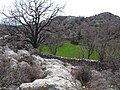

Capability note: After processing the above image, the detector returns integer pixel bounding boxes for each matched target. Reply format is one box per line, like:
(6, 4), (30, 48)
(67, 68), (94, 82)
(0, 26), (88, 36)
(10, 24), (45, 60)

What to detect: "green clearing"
(40, 42), (98, 60)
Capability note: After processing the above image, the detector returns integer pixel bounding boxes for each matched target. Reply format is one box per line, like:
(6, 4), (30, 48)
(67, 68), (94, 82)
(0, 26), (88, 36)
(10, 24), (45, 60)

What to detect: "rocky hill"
(0, 12), (120, 90)
(0, 12), (120, 48)
(0, 46), (120, 90)
(44, 12), (120, 49)
(0, 46), (81, 90)
(50, 12), (120, 37)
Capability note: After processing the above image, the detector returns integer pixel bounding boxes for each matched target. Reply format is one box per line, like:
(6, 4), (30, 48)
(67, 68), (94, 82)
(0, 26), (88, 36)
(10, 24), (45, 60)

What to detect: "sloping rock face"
(0, 46), (82, 90)
(0, 46), (46, 90)
(0, 46), (120, 90)
(20, 58), (82, 90)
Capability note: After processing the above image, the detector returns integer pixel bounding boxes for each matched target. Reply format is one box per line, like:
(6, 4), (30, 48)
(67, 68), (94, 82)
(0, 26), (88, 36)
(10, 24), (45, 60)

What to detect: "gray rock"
(0, 46), (81, 90)
(20, 57), (82, 90)
(17, 50), (30, 57)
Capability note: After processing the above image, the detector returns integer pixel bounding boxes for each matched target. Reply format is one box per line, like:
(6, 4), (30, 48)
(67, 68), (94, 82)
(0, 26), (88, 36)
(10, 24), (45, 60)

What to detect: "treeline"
(47, 12), (120, 62)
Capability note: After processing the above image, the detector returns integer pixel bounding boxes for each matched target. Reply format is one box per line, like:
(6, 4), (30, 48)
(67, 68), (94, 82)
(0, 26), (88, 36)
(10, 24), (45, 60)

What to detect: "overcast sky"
(0, 0), (120, 17)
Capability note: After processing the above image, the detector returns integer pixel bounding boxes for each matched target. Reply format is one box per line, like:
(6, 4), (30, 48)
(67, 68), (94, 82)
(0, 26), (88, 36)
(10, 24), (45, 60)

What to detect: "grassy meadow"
(40, 42), (98, 60)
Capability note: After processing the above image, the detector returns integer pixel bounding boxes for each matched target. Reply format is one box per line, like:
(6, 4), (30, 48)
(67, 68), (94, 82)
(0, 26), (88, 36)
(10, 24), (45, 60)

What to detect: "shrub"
(71, 66), (92, 86)
(0, 54), (47, 88)
(70, 39), (79, 45)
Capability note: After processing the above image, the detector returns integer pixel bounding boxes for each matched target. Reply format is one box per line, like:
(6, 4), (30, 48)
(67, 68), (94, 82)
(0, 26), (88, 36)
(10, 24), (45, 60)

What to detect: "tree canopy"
(3, 0), (63, 48)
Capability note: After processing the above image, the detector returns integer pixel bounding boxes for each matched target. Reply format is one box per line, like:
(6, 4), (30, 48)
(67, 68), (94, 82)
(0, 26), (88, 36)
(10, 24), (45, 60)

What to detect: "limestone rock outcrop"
(0, 46), (82, 90)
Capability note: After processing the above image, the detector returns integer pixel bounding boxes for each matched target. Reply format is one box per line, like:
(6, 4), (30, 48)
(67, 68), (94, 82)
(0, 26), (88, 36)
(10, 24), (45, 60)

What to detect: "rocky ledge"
(0, 46), (120, 90)
(0, 46), (81, 90)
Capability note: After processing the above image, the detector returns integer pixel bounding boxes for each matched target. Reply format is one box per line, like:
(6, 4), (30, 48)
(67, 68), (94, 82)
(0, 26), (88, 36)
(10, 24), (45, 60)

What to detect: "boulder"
(20, 80), (48, 90)
(3, 46), (19, 59)
(17, 50), (30, 57)
(9, 58), (18, 70)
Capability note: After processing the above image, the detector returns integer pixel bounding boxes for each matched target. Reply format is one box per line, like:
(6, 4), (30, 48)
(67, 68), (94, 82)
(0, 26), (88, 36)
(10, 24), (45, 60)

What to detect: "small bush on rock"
(71, 66), (92, 86)
(0, 50), (47, 88)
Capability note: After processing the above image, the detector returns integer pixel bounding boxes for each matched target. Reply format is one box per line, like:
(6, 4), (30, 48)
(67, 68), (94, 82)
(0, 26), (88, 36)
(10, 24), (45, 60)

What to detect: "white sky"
(57, 0), (120, 17)
(0, 0), (120, 17)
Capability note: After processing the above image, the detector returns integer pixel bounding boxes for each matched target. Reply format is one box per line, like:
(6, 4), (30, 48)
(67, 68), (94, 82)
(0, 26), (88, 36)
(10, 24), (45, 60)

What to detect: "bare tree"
(76, 14), (120, 60)
(46, 34), (64, 55)
(3, 0), (63, 48)
(95, 22), (120, 62)
(76, 21), (96, 59)
(45, 17), (65, 55)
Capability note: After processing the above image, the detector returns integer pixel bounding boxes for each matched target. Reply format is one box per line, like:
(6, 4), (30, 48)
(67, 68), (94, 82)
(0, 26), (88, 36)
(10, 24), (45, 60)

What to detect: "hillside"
(49, 12), (120, 39)
(0, 12), (120, 59)
(0, 46), (120, 90)
(0, 12), (120, 90)
(1, 12), (120, 40)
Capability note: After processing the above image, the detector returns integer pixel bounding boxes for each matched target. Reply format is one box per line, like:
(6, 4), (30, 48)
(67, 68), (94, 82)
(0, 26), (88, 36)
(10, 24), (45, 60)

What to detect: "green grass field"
(40, 42), (98, 60)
